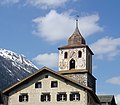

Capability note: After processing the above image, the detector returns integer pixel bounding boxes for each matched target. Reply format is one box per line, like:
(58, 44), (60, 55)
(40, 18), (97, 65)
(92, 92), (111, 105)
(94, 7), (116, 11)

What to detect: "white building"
(2, 20), (100, 105)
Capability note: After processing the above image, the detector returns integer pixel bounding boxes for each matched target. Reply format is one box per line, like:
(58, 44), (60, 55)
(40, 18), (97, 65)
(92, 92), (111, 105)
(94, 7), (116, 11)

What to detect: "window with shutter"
(19, 93), (28, 102)
(70, 92), (80, 101)
(41, 93), (51, 102)
(57, 93), (67, 101)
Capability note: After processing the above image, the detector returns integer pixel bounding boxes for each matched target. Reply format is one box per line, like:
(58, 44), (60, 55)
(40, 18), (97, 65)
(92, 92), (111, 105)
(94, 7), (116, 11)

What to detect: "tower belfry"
(58, 20), (96, 91)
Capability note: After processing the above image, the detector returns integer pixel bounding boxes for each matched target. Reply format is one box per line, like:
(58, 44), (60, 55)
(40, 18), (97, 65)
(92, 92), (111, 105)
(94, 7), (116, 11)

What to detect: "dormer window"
(64, 52), (68, 59)
(78, 51), (82, 58)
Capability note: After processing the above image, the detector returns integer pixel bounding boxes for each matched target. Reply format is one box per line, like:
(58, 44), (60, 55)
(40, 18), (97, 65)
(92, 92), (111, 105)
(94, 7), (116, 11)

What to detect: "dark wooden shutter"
(35, 83), (38, 88)
(48, 94), (51, 101)
(26, 95), (28, 101)
(65, 94), (67, 101)
(19, 95), (22, 102)
(78, 93), (80, 100)
(41, 95), (44, 102)
(70, 94), (73, 101)
(57, 94), (60, 101)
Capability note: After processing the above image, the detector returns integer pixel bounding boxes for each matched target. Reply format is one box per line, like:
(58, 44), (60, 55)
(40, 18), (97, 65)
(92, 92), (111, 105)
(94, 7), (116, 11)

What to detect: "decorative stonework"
(64, 74), (87, 86)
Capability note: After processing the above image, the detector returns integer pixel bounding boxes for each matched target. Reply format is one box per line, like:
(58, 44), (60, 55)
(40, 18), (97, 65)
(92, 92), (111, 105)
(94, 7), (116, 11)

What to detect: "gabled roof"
(2, 67), (100, 103)
(98, 95), (116, 104)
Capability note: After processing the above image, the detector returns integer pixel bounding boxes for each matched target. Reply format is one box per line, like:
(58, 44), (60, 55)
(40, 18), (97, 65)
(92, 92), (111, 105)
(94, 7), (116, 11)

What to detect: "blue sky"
(0, 0), (120, 104)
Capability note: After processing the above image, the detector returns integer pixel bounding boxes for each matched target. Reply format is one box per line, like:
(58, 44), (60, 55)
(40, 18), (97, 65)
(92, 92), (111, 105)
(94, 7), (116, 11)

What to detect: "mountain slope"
(0, 49), (38, 91)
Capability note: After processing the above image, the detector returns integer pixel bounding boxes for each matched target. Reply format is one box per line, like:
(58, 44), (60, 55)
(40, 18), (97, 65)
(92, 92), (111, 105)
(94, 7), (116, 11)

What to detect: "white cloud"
(106, 76), (120, 85)
(26, 0), (69, 9)
(115, 94), (120, 105)
(33, 10), (103, 42)
(0, 0), (78, 7)
(0, 0), (19, 5)
(32, 53), (58, 68)
(90, 37), (120, 60)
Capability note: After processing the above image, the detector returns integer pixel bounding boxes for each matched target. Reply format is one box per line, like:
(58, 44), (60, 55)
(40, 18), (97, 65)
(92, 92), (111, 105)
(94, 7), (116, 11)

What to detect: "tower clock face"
(69, 51), (77, 58)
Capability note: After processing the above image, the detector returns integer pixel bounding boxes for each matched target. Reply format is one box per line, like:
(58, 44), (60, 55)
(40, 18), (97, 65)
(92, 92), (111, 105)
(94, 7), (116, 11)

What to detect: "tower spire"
(68, 17), (86, 45)
(76, 15), (79, 28)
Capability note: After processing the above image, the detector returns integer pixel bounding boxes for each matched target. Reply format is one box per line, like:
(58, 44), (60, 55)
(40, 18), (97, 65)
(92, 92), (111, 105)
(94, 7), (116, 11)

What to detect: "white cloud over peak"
(0, 0), (19, 5)
(26, 0), (69, 9)
(106, 76), (120, 85)
(33, 10), (103, 42)
(90, 37), (120, 60)
(32, 53), (58, 68)
(115, 94), (120, 105)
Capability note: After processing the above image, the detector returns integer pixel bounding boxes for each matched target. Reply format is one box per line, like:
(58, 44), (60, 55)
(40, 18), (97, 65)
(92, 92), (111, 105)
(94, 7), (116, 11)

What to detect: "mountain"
(0, 48), (38, 91)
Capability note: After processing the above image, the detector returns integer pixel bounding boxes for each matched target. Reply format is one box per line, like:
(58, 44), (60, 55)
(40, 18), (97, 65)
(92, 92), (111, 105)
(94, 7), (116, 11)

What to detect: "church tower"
(58, 19), (96, 92)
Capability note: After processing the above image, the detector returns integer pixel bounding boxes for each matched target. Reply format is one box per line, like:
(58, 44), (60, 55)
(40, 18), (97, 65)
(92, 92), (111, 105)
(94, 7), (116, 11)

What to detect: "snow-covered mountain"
(0, 48), (38, 91)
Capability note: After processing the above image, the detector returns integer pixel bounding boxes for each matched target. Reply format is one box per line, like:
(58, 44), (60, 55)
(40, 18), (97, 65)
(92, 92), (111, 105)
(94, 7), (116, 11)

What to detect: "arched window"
(78, 51), (82, 58)
(64, 52), (68, 59)
(70, 59), (75, 69)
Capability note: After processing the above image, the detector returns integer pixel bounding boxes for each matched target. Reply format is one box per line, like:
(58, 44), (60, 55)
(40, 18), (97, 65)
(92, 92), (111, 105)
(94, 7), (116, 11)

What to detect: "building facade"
(2, 20), (101, 105)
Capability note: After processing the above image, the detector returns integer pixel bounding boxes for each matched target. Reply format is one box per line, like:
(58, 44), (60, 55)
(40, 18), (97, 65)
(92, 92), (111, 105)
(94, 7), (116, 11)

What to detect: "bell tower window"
(78, 51), (82, 58)
(70, 59), (75, 69)
(64, 52), (68, 59)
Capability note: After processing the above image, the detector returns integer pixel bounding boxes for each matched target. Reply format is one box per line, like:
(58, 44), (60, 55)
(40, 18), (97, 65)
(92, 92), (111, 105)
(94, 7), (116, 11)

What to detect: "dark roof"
(98, 95), (115, 103)
(68, 27), (86, 45)
(3, 67), (100, 103)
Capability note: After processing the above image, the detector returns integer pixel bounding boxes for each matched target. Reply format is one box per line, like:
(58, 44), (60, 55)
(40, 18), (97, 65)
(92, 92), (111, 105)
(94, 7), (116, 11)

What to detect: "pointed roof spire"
(76, 15), (79, 28)
(68, 18), (86, 45)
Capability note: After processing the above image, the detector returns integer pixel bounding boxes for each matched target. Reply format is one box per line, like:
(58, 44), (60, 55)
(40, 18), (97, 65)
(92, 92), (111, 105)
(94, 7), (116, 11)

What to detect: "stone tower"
(58, 19), (96, 91)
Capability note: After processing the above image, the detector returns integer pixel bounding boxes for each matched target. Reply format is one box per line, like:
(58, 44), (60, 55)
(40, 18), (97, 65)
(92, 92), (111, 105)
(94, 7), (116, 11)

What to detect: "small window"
(41, 93), (51, 102)
(78, 51), (82, 58)
(45, 75), (48, 78)
(51, 81), (58, 88)
(19, 93), (28, 102)
(35, 82), (42, 88)
(57, 93), (67, 101)
(70, 92), (80, 101)
(64, 52), (68, 58)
